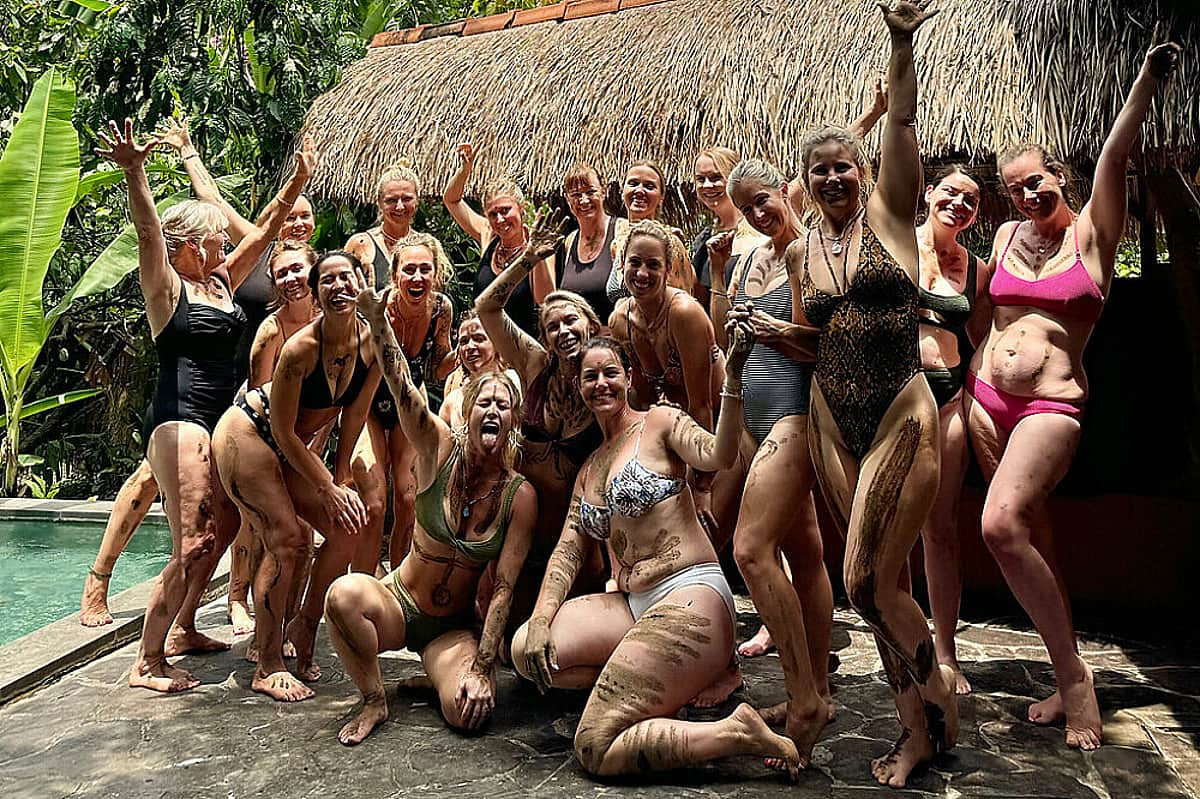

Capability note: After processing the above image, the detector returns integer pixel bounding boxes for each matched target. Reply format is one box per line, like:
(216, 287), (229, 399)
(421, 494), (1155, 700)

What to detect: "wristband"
(719, 385), (743, 401)
(182, 153), (199, 161)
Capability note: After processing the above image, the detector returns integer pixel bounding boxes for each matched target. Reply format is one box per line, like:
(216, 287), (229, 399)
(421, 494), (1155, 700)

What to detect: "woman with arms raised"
(912, 165), (985, 695)
(96, 120), (313, 692)
(785, 2), (957, 785)
(510, 333), (801, 777)
(350, 233), (455, 573)
(966, 30), (1180, 750)
(444, 142), (553, 336)
(475, 218), (608, 631)
(326, 288), (536, 744)
(213, 251), (380, 700)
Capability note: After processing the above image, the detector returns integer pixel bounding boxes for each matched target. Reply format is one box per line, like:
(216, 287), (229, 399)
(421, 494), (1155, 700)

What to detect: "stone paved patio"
(0, 596), (1196, 799)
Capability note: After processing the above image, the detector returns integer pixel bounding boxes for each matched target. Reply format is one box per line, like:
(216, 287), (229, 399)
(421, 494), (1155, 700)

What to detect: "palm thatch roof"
(299, 0), (1198, 206)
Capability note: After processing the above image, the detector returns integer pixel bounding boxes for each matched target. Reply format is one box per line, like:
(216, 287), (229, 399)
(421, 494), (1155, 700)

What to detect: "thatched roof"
(299, 0), (1198, 206)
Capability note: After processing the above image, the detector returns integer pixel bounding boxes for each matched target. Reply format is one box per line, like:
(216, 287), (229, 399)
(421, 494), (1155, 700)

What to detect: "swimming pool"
(0, 519), (171, 645)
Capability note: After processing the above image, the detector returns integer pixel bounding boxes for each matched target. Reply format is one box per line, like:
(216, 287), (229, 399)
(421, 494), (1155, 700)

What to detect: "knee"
(180, 531), (219, 566)
(573, 715), (619, 776)
(324, 573), (373, 620)
(981, 502), (1031, 560)
(844, 565), (884, 627)
(509, 623), (532, 681)
(268, 521), (308, 559)
(732, 532), (772, 579)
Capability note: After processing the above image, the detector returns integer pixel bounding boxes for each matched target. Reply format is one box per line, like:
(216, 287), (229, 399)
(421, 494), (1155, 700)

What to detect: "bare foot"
(690, 663), (744, 708)
(920, 664), (960, 752)
(785, 698), (829, 769)
(726, 703), (799, 779)
(1028, 690), (1064, 725)
(283, 640), (297, 659)
(252, 669), (315, 702)
(397, 675), (434, 691)
(80, 572), (114, 627)
(247, 641), (297, 663)
(1062, 659), (1102, 750)
(244, 643), (259, 664)
(285, 617), (317, 680)
(129, 656), (199, 693)
(228, 601), (255, 636)
(871, 727), (935, 788)
(338, 700), (388, 745)
(296, 660), (321, 682)
(757, 700), (786, 726)
(164, 625), (230, 656)
(940, 657), (971, 695)
(737, 625), (775, 658)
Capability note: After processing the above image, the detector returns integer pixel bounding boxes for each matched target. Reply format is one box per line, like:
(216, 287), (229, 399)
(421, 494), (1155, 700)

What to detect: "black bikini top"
(298, 323), (370, 409)
(917, 255), (979, 334)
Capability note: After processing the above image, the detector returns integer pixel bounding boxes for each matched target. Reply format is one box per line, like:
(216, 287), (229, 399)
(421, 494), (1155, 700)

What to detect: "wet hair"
(376, 160), (421, 203)
(161, 200), (226, 261)
(996, 143), (1078, 206)
(308, 249), (365, 298)
(459, 370), (524, 468)
(697, 147), (741, 180)
(538, 289), (603, 351)
(727, 158), (785, 197)
(482, 178), (525, 210)
(799, 126), (867, 176)
(267, 239), (318, 310)
(563, 162), (603, 194)
(580, 336), (631, 373)
(621, 218), (673, 266)
(388, 230), (454, 292)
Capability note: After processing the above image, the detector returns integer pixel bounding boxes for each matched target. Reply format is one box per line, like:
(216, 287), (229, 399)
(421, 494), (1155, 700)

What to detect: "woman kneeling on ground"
(511, 333), (802, 778)
(326, 288), (537, 744)
(212, 251), (380, 701)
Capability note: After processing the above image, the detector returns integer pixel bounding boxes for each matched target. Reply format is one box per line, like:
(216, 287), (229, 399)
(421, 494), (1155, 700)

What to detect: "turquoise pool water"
(0, 519), (172, 645)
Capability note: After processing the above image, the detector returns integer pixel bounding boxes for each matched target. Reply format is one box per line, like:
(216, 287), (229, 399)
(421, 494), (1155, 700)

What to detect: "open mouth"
(405, 285), (426, 300)
(556, 334), (579, 353)
(329, 293), (354, 309)
(480, 419), (501, 446)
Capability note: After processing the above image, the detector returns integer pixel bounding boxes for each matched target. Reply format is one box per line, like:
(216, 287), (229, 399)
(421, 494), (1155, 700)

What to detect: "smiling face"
(622, 233), (669, 299)
(806, 140), (863, 216)
(541, 300), (594, 361)
(622, 165), (663, 220)
(315, 255), (360, 316)
(730, 176), (789, 238)
(925, 172), (980, 232)
(282, 196), (315, 242)
(485, 195), (523, 240)
(565, 172), (604, 224)
(392, 244), (436, 308)
(271, 250), (313, 306)
(1001, 151), (1066, 221)
(466, 378), (516, 457)
(579, 345), (630, 416)
(457, 317), (497, 376)
(694, 154), (730, 213)
(378, 179), (418, 230)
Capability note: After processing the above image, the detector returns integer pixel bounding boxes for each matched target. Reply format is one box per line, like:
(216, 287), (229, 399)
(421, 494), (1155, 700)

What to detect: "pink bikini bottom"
(964, 371), (1083, 435)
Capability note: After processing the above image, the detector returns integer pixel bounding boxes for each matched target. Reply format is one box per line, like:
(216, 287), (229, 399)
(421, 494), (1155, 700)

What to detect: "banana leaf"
(0, 68), (79, 386)
(0, 388), (101, 427)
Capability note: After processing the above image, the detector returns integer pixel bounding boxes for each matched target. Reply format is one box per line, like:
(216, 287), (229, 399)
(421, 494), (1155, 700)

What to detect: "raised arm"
(357, 287), (451, 483)
(96, 119), (178, 336)
(157, 117), (255, 244)
(474, 213), (562, 383)
(848, 77), (888, 140)
(458, 480), (537, 727)
(1084, 27), (1181, 265)
(224, 136), (314, 290)
(443, 143), (490, 244)
(869, 1), (938, 238)
(521, 478), (596, 692)
(664, 319), (755, 470)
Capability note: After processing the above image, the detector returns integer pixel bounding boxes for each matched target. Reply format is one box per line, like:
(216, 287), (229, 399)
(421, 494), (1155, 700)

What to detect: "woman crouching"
(326, 287), (537, 744)
(512, 333), (801, 777)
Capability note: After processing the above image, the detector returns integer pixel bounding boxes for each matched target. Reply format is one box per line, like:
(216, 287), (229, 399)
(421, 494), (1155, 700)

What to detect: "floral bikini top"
(577, 421), (685, 541)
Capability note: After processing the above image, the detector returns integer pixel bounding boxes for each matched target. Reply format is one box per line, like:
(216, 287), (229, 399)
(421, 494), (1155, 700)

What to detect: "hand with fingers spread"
(1143, 22), (1182, 81)
(525, 209), (568, 262)
(294, 134), (316, 179)
(878, 0), (938, 35)
(455, 142), (480, 167)
(456, 669), (496, 730)
(522, 616), (557, 693)
(95, 118), (161, 171)
(320, 481), (367, 536)
(155, 116), (193, 153)
(870, 77), (889, 116)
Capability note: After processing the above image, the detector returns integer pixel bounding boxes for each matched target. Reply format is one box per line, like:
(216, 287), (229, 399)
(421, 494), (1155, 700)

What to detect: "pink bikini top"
(990, 222), (1104, 324)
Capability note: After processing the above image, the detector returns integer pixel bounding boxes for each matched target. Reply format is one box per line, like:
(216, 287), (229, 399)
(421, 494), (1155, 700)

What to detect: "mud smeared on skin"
(914, 638), (935, 684)
(622, 605), (712, 667)
(576, 663), (666, 773)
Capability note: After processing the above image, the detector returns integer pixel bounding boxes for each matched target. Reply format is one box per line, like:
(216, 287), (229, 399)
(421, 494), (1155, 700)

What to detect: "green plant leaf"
(0, 68), (80, 383)
(0, 388), (102, 427)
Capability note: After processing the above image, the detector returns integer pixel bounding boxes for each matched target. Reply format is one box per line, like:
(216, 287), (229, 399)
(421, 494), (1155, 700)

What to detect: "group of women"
(82, 2), (1181, 787)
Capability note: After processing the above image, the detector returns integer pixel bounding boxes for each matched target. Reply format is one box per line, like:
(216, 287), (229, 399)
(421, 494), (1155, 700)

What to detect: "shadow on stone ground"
(0, 599), (1196, 799)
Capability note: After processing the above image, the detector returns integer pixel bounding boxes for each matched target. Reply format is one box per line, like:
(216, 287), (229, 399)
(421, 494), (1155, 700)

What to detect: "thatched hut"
(299, 0), (1198, 213)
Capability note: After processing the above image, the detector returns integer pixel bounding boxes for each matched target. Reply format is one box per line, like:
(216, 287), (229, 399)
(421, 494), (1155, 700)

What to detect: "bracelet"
(719, 385), (743, 401)
(711, 290), (728, 299)
(275, 192), (294, 206)
(182, 153), (199, 162)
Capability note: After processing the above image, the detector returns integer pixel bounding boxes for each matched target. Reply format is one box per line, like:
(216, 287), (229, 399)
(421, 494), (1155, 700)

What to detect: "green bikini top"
(414, 446), (525, 564)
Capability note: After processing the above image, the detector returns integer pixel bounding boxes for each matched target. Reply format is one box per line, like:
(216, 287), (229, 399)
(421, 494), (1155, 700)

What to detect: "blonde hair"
(621, 218), (673, 264)
(483, 178), (525, 209)
(161, 200), (226, 260)
(376, 160), (421, 203)
(698, 147), (740, 180)
(267, 239), (318, 310)
(538, 290), (602, 351)
(389, 231), (454, 291)
(458, 371), (524, 469)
